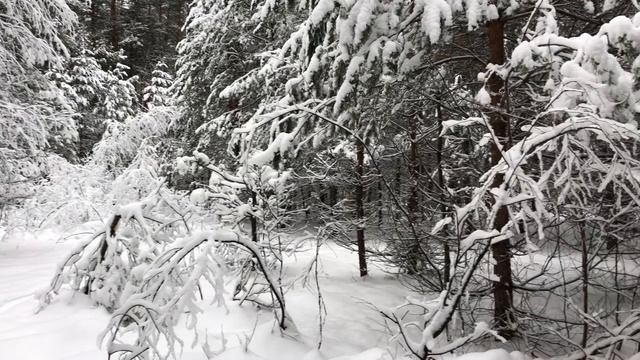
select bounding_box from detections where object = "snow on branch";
[101,229,296,360]
[38,185,180,311]
[92,106,180,172]
[384,239,497,358]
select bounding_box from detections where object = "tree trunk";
[90,0,99,44]
[437,106,450,285]
[170,0,184,44]
[328,185,337,206]
[407,131,420,274]
[377,180,383,226]
[356,139,367,277]
[85,214,121,295]
[250,191,258,243]
[109,0,119,49]
[486,14,515,338]
[580,223,589,348]
[394,160,401,221]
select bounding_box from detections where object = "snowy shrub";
[12,155,111,230]
[100,228,296,359]
[92,106,179,172]
[109,144,168,205]
[39,184,187,311]
[39,144,302,359]
[176,150,299,301]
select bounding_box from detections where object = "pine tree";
[0,0,78,204]
[48,50,138,158]
[214,0,640,352]
[142,62,174,108]
[75,0,188,84]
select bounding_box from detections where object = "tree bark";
[328,185,337,206]
[90,0,99,44]
[250,191,258,243]
[170,0,185,44]
[437,106,450,285]
[356,139,367,277]
[377,180,383,226]
[407,131,420,274]
[487,14,515,338]
[580,224,589,348]
[394,160,401,221]
[109,0,119,49]
[84,214,121,295]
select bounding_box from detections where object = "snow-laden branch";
[38,184,179,311]
[101,228,296,360]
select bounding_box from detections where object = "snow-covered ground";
[0,229,111,359]
[0,228,418,360]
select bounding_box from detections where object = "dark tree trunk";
[109,0,119,49]
[301,187,309,220]
[407,131,420,274]
[319,184,326,204]
[356,139,367,277]
[328,185,337,206]
[580,224,589,348]
[90,0,100,44]
[250,191,258,243]
[84,214,122,295]
[486,14,515,338]
[394,161,401,221]
[170,0,185,44]
[377,180,383,226]
[437,106,450,285]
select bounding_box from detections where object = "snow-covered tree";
[0,0,78,205]
[92,106,179,172]
[142,62,174,109]
[48,49,138,158]
[217,0,640,354]
[173,0,299,149]
[27,0,640,359]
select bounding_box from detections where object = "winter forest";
[4,0,640,359]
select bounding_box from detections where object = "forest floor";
[0,226,419,360]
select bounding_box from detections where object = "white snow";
[334,55,365,114]
[475,87,492,105]
[460,229,500,252]
[454,349,524,360]
[190,188,210,204]
[0,229,110,359]
[0,228,419,360]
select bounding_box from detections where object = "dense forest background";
[2,0,640,359]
